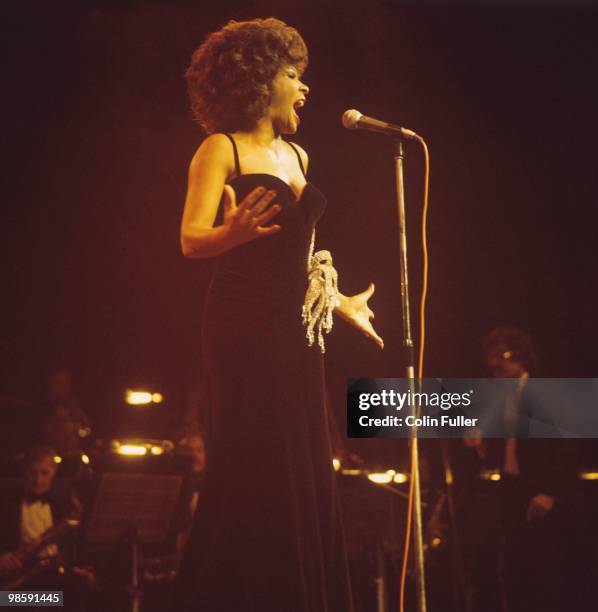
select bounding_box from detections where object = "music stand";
[81,453,192,612]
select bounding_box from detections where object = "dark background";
[3,0,597,448]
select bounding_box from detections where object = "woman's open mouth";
[292,99,305,123]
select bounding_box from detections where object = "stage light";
[111,439,174,457]
[125,389,164,406]
[332,458,341,471]
[480,469,501,481]
[81,453,90,464]
[118,444,148,456]
[579,471,598,481]
[431,537,442,548]
[367,469,406,484]
[367,472,393,484]
[54,455,62,464]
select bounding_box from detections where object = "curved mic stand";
[394,139,427,612]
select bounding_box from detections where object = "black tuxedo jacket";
[0,483,75,553]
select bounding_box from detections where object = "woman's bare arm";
[181,134,282,258]
[181,134,235,258]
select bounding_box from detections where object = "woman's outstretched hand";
[222,185,282,248]
[335,283,384,349]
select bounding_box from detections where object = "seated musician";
[0,445,94,602]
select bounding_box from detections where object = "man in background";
[0,445,94,609]
[462,327,578,612]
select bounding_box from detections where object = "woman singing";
[175,17,383,611]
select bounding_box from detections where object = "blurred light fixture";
[579,471,598,481]
[81,453,90,465]
[118,444,147,456]
[367,469,408,485]
[125,389,164,406]
[480,469,501,481]
[368,471,394,484]
[53,455,62,464]
[332,458,341,472]
[111,439,174,457]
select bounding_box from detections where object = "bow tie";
[23,492,52,505]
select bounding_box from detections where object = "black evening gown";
[173,136,354,612]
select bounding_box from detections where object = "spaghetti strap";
[287,141,307,178]
[223,133,241,176]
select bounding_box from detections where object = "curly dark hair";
[185,18,308,133]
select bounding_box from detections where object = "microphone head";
[342,109,363,129]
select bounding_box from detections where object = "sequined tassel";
[301,230,339,353]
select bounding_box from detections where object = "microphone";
[342,109,419,140]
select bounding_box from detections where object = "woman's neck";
[235,117,282,148]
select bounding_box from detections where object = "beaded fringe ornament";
[301,230,339,353]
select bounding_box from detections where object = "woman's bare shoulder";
[189,133,235,175]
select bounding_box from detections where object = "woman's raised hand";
[335,283,384,349]
[222,185,282,248]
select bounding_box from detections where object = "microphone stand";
[394,139,427,612]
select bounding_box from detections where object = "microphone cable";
[399,136,430,612]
